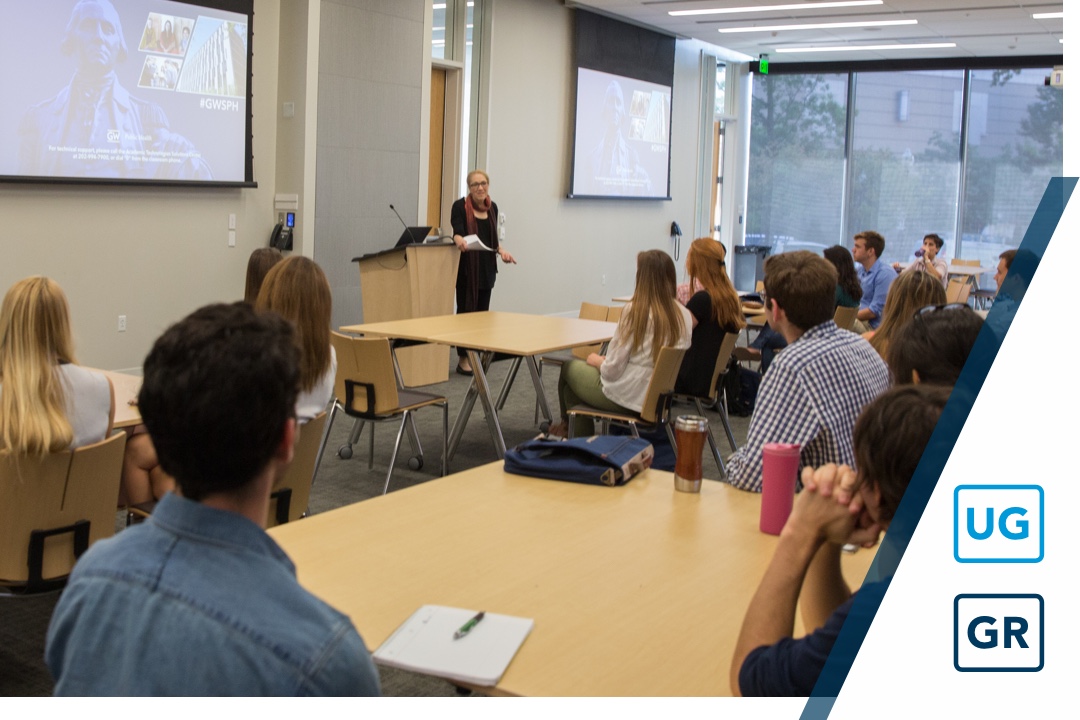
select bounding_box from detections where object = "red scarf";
[460,194,499,311]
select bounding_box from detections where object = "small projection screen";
[0,0,254,187]
[569,11,675,200]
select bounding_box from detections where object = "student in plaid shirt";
[724,252,890,492]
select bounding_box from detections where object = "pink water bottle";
[759,443,800,535]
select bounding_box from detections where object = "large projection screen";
[568,10,675,200]
[0,0,253,187]
[570,67,671,199]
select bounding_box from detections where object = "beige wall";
[2,0,283,372]
[482,0,715,315]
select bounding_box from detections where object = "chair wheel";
[338,445,353,460]
[409,455,423,471]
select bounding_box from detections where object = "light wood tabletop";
[340,312,617,458]
[341,311,616,357]
[269,462,876,697]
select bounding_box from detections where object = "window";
[746,63,1062,289]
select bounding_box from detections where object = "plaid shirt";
[725,321,890,492]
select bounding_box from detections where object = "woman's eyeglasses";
[468,181,489,189]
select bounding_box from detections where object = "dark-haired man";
[725,251,889,492]
[852,230,894,333]
[46,303,380,696]
[732,384,951,696]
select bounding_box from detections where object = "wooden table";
[269,463,875,696]
[340,312,616,458]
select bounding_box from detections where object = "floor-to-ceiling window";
[746,73,848,253]
[747,61,1062,289]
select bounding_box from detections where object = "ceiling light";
[720,19,916,34]
[1032,12,1063,19]
[670,1,882,18]
[775,42,957,53]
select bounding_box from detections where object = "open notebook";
[373,605,534,686]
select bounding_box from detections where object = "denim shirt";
[46,493,381,696]
[857,260,896,329]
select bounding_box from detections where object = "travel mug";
[673,415,709,493]
[760,443,800,535]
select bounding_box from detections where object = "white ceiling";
[569,1,1064,62]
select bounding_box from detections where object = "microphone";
[389,204,419,245]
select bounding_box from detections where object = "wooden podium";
[353,243,459,387]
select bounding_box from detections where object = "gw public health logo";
[954,594,1044,672]
[106,129,121,143]
[954,485,1043,563]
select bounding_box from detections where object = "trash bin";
[734,243,770,293]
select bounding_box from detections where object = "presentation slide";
[571,67,671,199]
[0,0,248,184]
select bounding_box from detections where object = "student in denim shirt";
[47,303,380,696]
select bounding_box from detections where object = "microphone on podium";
[389,204,420,245]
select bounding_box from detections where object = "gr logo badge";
[954,485,1043,563]
[954,594,1043,672]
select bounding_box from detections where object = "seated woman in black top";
[675,238,746,397]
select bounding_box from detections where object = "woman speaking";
[451,169,516,375]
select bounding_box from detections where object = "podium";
[353,242,459,387]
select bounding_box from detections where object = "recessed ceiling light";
[775,42,957,53]
[720,19,916,34]
[670,1,882,18]
[1032,12,1063,20]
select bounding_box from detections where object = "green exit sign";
[759,54,769,74]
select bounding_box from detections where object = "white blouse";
[599,303,692,412]
[295,345,336,423]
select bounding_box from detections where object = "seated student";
[46,303,381,696]
[824,245,863,310]
[675,236,722,306]
[255,256,336,422]
[732,383,951,696]
[724,252,889,493]
[892,233,948,287]
[244,247,284,304]
[863,270,947,359]
[675,238,745,397]
[745,246,865,371]
[887,303,984,386]
[852,230,895,334]
[553,250,691,438]
[0,277,115,455]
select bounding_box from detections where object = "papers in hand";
[373,605,534,686]
[462,233,495,252]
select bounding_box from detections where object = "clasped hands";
[786,463,881,549]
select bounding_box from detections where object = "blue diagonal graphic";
[800,177,1076,720]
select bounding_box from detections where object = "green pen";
[453,611,485,640]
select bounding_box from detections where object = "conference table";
[268,462,876,696]
[340,312,617,458]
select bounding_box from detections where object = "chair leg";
[441,402,449,476]
[312,402,338,482]
[567,411,576,439]
[384,414,409,495]
[695,399,727,478]
[368,421,375,471]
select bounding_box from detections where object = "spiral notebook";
[373,605,534,686]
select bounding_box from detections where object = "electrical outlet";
[229,213,236,230]
[118,315,127,332]
[602,274,607,286]
[228,230,236,247]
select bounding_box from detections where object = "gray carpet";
[1,355,750,697]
